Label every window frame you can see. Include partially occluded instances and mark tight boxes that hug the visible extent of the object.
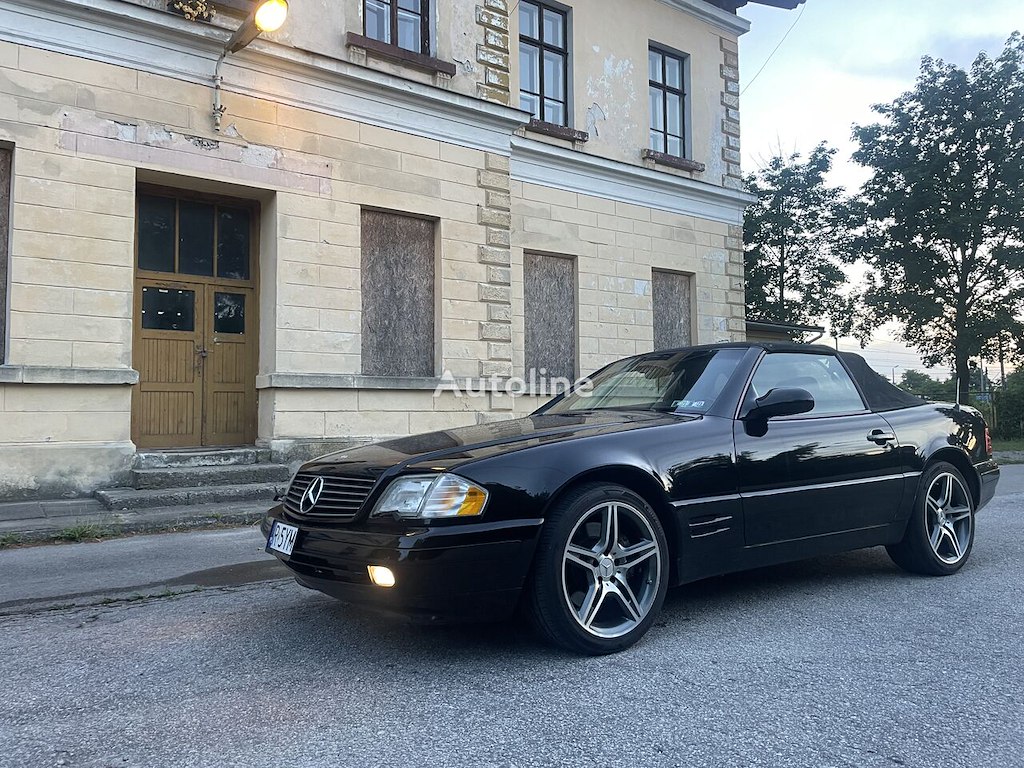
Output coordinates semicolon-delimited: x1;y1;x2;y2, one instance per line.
363;0;431;57
134;185;259;289
518;0;571;128
648;43;691;159
739;351;869;420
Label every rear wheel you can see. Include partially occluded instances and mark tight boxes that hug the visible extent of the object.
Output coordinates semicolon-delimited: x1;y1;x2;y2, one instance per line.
527;483;669;655
887;461;974;576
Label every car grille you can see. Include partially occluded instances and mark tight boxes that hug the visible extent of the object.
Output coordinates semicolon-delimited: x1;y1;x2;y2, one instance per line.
283;472;378;521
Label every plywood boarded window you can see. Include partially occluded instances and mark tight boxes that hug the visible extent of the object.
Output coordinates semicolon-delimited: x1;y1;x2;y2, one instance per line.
524;252;576;380
652;270;692;350
361;209;435;377
0;148;10;364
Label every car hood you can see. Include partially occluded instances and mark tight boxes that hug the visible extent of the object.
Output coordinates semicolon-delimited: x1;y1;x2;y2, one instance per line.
305;411;694;475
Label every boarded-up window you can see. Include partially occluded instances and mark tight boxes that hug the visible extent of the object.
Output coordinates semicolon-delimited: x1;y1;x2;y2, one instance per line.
0;148;10;364
361;210;435;377
524;252;576;380
652;270;692;350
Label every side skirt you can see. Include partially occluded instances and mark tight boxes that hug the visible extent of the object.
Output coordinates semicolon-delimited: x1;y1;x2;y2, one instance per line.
672;520;907;587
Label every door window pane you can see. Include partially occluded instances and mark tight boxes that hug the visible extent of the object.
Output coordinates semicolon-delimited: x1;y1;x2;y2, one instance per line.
214;292;246;335
141;287;195;332
138;195;176;273
217;208;251;280
749;353;865;415
178;200;215;276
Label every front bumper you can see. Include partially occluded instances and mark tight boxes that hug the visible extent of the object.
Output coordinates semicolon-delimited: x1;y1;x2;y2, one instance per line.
261;506;543;623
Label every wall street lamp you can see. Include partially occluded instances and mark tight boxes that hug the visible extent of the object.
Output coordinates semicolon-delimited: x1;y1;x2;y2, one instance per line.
213;0;289;131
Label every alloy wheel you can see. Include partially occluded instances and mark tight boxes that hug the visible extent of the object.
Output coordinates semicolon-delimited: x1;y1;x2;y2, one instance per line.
925;471;973;565
561;501;662;638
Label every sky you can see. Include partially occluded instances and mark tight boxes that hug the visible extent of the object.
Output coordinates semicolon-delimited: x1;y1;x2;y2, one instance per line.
736;0;1021;381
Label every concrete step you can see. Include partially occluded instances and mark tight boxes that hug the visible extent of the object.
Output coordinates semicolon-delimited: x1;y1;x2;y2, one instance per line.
95;482;287;511
133;448;271;470
130;463;293;491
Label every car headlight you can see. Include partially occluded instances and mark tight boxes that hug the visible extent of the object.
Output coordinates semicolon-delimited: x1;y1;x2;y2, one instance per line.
371;473;488;519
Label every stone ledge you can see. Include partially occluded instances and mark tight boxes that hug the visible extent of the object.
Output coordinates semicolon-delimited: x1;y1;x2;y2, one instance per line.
0;366;140;385
256;373;514;391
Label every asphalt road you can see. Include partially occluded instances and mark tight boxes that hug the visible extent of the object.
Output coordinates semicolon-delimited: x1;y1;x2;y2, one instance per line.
1;469;1022;768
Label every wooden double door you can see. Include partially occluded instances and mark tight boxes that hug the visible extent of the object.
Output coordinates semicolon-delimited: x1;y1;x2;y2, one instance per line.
132;190;258;449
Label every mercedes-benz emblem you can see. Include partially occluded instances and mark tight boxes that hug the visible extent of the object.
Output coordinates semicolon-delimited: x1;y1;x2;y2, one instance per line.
299;476;325;513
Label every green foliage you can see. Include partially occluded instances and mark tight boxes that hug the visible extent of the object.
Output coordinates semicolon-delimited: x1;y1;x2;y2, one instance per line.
898;369;956;401
851;34;1024;402
743;143;857;333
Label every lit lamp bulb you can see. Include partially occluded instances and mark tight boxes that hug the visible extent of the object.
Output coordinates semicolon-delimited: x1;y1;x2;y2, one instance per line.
254;0;288;33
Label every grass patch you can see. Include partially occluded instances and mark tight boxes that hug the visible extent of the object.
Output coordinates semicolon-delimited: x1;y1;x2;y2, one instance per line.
992;439;1024;453
0;533;23;549
53;524;113;543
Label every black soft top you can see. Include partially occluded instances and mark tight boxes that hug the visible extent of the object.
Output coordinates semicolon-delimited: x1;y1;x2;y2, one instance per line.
836;351;928;412
647;342;930;413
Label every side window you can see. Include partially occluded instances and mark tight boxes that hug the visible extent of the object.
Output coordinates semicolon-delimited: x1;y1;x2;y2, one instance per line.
748;353;865;416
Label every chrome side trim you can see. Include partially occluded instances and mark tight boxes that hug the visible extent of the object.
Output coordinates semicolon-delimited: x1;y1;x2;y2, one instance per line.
671;472;921;508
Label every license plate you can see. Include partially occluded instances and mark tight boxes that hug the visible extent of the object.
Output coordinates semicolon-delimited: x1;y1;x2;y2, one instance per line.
267;521;299;557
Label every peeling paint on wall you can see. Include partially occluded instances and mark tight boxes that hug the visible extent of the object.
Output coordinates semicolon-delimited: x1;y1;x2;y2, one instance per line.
585;55;638;157
585;102;606;138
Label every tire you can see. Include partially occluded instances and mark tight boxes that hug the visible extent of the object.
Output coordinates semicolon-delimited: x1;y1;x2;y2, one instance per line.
527;482;669;655
886;461;975;576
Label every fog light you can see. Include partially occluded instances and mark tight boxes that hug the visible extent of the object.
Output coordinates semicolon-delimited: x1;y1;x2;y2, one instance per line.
367;565;396;588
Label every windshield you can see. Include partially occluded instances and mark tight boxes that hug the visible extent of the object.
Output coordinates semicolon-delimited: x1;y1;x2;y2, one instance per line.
545;348;745;415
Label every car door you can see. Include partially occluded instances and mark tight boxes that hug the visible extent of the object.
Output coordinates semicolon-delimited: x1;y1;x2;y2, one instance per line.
733;351;904;546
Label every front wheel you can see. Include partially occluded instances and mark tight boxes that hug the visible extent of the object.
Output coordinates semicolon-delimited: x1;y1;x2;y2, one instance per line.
527;483;669;655
887;461;975;576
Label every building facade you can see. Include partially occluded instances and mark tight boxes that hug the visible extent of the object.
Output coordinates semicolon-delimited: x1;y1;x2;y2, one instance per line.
0;0;756;500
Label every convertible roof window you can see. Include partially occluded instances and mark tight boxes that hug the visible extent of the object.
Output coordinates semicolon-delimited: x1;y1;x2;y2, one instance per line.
547;348;745;415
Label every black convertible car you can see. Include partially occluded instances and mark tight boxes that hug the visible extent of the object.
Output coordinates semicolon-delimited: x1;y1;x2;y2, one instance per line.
262;342;999;654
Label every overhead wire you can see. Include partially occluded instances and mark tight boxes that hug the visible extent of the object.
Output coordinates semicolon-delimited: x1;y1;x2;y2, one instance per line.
741;2;807;96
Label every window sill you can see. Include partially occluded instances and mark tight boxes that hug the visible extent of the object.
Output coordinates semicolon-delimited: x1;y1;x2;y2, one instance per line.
0;365;140;385
641;149;705;173
526;119;589;143
345;33;457;77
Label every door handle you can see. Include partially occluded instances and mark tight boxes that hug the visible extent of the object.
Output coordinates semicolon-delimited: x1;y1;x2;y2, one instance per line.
867;429;896;445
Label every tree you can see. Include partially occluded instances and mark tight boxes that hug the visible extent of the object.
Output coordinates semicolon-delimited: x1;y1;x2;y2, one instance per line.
851;34;1024;403
899;369;956;401
743;143;857;335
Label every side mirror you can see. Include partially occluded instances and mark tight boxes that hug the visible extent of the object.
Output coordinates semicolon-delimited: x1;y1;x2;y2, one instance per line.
745;387;814;422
